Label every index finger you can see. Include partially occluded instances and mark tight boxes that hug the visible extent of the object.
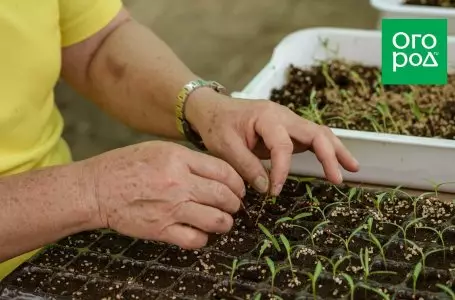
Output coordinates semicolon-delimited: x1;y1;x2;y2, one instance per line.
186;151;246;198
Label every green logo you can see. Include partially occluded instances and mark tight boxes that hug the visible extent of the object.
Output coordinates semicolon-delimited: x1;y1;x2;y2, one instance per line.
381;19;448;85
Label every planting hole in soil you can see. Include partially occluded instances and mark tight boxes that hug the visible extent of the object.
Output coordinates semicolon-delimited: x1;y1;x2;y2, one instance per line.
41;273;88;297
120;286;160;300
89;232;135;255
137;265;182;290
31;246;78;269
123;239;168;261
66;251;111;276
2;177;455;299
172;273;217;297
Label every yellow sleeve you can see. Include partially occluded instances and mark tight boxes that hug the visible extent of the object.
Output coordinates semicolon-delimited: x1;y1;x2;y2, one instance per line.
58;0;123;47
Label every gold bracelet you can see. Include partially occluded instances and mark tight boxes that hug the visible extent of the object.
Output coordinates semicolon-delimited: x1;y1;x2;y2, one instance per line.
175;79;227;149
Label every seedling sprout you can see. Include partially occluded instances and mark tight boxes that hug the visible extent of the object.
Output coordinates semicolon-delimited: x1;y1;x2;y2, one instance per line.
303;260;323;300
436;283;455;300
265;257;277;291
412;261;422;295
279;234;295;277
367;217;387;263
341;273;355;300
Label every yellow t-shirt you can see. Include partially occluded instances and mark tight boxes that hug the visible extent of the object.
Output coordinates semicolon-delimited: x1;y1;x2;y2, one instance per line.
0;0;122;281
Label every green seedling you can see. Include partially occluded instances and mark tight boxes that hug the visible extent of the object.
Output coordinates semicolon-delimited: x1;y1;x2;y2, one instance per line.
373;70;384;95
303;260;323;300
258;223;281;252
376;101;399;133
318;254;351;277
331;222;366;254
373;192;388;216
363;114;384;132
359;248;397;283
305;184;320;206
297;88;326;125
326;116;353;129
253;293;262;300
422;248;445;271
265;256;278;291
384;217;426;242
366;218;386;263
275;212;313;225
322;62;337;89
286;175;316;183
436;283;455;300
279;234;295;277
221;258;251;292
404;92;422;121
357;282;391;300
350;70;368;95
341;273;355;300
424;180;455;198
412;261;422;295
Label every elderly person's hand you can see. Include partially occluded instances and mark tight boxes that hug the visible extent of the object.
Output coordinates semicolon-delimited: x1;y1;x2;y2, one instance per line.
185;90;360;196
84;141;244;249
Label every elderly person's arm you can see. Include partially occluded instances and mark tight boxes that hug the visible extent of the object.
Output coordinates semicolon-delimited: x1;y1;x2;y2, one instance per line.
61;6;359;196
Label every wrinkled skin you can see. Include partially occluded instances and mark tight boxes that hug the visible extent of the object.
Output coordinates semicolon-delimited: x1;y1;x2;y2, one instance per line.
83;141;245;249
186;93;360;196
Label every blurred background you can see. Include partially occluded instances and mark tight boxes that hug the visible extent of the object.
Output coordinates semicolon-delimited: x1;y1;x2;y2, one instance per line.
55;0;379;161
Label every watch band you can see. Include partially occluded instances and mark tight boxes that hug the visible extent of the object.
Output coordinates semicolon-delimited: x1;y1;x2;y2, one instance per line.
175;79;227;150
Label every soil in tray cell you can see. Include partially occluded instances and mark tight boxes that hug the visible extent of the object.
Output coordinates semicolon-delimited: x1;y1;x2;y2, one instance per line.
274;220;311;242
123;239;168;261
369;260;411;285
292;246;331;269
30;246;78;269
210;281;257;300
404;0;455;7
120;286;160;300
441;227;455;246
57;230;101;248
399;225;439;243
89;232;135;255
172;273;217;298
369;214;404;236
384;239;427;264
2;264;52;293
137;265;182;290
72;278;123;300
309;275;350;299
158;246;200;268
274;269;308;291
66;251;110;275
41;273;88;297
416;197;455;225
278;177;308;197
309;182;351;204
194;251;233;276
327;206;369;229
422;246;455;270
213;232;258;257
235;262;270;283
405;269;452;293
100;258;146;282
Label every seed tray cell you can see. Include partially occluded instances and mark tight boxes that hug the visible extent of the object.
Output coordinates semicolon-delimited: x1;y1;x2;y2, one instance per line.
1;177;454;299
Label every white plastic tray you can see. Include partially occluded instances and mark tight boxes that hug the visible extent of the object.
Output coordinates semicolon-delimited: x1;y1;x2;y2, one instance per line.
231;27;455;193
370;0;455;35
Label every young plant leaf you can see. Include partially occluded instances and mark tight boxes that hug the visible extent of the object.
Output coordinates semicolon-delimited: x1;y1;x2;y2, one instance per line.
258;223;281;252
436;283;455;299
412;261;422;294
341;273;355;300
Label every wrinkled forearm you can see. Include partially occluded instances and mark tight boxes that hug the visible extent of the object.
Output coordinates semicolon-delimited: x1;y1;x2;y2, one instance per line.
0;162;100;262
84;18;219;139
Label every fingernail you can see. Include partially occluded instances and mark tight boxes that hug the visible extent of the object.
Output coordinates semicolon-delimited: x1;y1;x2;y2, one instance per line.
273;184;283;196
254;176;269;193
241;188;246;198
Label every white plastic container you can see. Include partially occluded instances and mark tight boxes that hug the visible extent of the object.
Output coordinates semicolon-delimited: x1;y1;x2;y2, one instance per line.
231;27;455;193
371;0;455;35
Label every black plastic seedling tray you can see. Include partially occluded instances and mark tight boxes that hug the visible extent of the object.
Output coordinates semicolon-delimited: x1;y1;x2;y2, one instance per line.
1;178;454;299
